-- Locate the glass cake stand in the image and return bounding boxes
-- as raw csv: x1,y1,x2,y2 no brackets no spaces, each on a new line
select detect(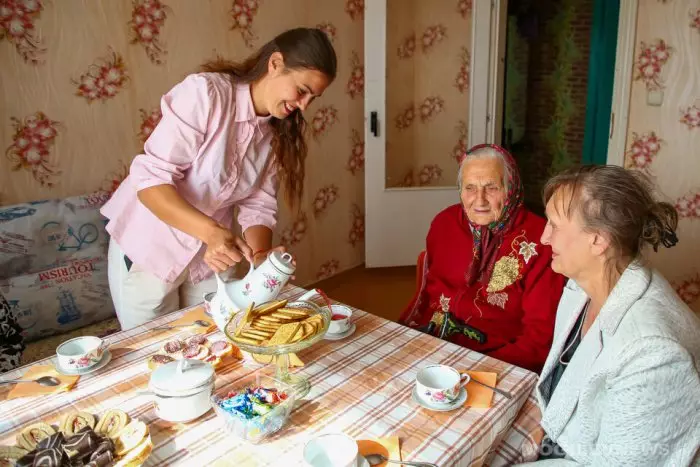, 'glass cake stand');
223,300,331,399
